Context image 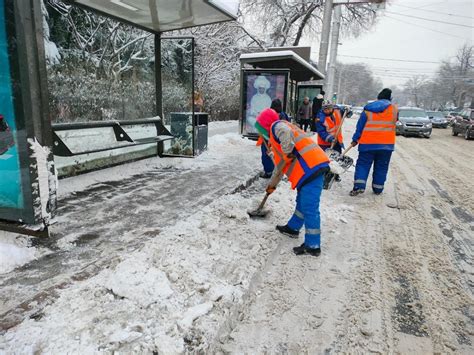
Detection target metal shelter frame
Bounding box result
[0,0,237,235]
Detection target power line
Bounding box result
[385,15,471,41]
[394,4,474,20]
[339,54,440,64]
[385,11,474,28]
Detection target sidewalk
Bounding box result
[0,128,262,336]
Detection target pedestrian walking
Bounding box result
[297,97,312,132]
[349,88,398,196]
[255,111,330,257]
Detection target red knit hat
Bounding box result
[256,108,279,130]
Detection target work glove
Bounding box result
[350,141,358,147]
[266,185,276,194]
[327,136,335,143]
[286,152,296,160]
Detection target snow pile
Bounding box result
[103,258,174,308]
[0,232,39,274]
[28,138,57,225]
[0,182,295,353]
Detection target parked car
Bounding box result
[396,107,432,138]
[427,111,448,128]
[446,111,460,126]
[452,108,474,140]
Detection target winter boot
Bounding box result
[259,171,272,179]
[349,188,365,196]
[276,225,299,238]
[293,243,321,257]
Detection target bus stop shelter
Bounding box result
[0,0,238,234]
[239,48,325,136]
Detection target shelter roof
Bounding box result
[240,50,325,82]
[68,0,238,33]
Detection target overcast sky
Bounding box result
[305,0,473,88]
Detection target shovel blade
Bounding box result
[337,155,354,170]
[247,208,270,218]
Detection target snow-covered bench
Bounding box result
[52,118,174,157]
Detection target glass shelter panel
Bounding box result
[45,7,156,123]
[296,84,323,114]
[161,37,194,156]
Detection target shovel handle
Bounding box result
[257,192,270,210]
[341,145,354,156]
[330,109,348,149]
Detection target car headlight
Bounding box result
[425,122,432,128]
[396,121,402,126]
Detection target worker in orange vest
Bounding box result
[255,110,330,256]
[349,88,398,196]
[316,101,344,153]
[316,101,345,187]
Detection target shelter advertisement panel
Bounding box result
[0,0,36,224]
[241,70,289,136]
[0,0,23,214]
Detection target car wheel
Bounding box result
[452,127,458,136]
[465,130,471,140]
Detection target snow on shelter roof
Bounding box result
[240,50,325,82]
[68,0,238,33]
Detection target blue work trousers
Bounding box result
[287,174,324,248]
[354,150,393,193]
[261,143,274,174]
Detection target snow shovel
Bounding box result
[324,110,354,172]
[248,166,286,218]
[324,109,347,158]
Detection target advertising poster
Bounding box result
[242,71,288,135]
[0,0,23,212]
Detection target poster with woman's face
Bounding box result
[242,71,288,135]
[0,1,23,210]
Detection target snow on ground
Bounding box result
[0,179,298,353]
[0,232,45,275]
[1,120,473,353]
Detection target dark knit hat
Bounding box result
[377,88,392,100]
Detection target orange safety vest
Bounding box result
[317,109,343,146]
[359,105,398,145]
[269,121,329,189]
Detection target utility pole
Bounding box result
[318,0,385,100]
[337,65,345,103]
[317,0,334,77]
[325,4,342,103]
